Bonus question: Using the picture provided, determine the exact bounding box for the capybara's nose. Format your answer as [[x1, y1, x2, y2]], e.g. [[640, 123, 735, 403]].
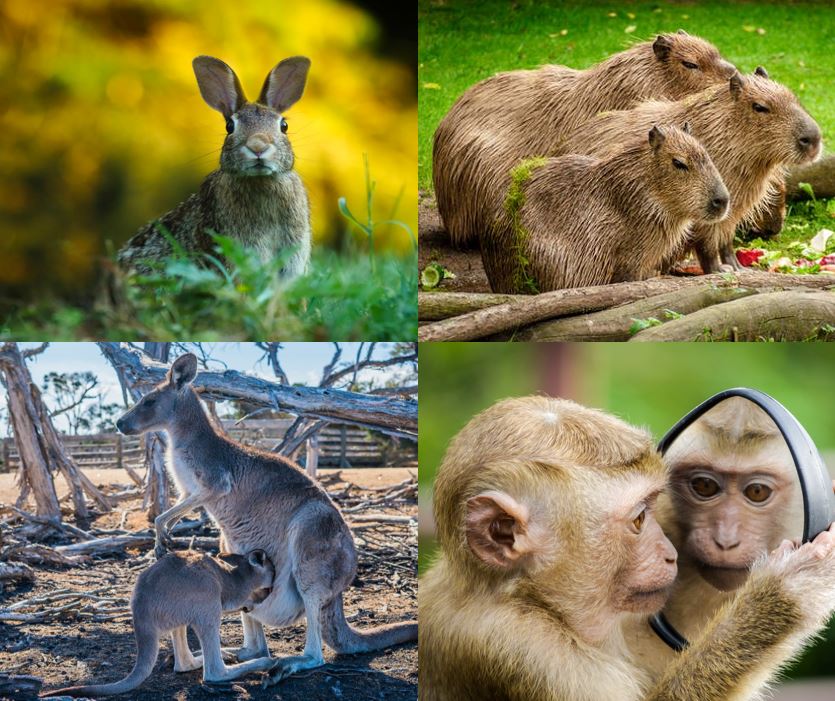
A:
[[798, 120, 822, 157], [719, 60, 736, 78], [711, 194, 729, 212], [707, 184, 730, 219]]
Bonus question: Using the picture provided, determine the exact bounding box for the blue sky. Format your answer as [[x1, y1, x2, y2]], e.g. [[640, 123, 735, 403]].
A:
[[1, 342, 412, 434]]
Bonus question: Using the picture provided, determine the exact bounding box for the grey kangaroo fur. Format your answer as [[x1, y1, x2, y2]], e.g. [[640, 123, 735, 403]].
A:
[[114, 353, 417, 685], [43, 550, 275, 697], [118, 56, 312, 276]]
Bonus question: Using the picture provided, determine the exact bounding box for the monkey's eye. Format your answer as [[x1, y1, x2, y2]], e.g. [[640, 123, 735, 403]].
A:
[[752, 102, 770, 114], [225, 118, 235, 134], [743, 483, 773, 503], [672, 158, 689, 171], [690, 476, 720, 498], [280, 117, 288, 134], [632, 509, 646, 532], [681, 60, 698, 70]]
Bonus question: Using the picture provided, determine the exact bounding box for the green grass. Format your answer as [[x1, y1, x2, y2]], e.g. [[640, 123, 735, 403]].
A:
[[420, 0, 835, 192], [419, 0, 835, 257]]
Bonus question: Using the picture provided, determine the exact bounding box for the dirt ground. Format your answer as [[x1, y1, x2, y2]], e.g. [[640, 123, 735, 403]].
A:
[[0, 467, 417, 701], [418, 191, 490, 294]]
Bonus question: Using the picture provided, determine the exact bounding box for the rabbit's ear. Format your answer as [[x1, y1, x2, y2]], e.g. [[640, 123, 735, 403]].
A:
[[193, 56, 247, 118], [259, 56, 311, 113]]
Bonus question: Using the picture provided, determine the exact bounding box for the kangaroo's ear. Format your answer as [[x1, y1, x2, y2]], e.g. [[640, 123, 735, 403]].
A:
[[193, 56, 246, 118], [169, 353, 198, 389], [248, 550, 267, 567], [259, 56, 311, 112]]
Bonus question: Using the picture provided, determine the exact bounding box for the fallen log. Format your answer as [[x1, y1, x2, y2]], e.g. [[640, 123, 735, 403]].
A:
[[418, 272, 835, 342], [630, 290, 835, 341], [0, 674, 42, 700], [786, 155, 835, 200], [419, 291, 520, 320], [54, 533, 219, 556], [513, 285, 757, 342], [0, 562, 34, 586]]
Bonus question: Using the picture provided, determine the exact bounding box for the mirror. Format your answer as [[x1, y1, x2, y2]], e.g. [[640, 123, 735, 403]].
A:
[[649, 388, 834, 651]]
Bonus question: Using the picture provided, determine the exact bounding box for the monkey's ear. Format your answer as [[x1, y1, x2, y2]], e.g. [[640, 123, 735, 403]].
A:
[[169, 353, 198, 389], [652, 35, 673, 61], [754, 65, 769, 79], [465, 491, 537, 569], [248, 550, 267, 567], [729, 72, 745, 99]]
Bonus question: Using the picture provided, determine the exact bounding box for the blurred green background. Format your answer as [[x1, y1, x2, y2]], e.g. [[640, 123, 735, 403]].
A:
[[418, 342, 835, 679], [0, 0, 416, 298]]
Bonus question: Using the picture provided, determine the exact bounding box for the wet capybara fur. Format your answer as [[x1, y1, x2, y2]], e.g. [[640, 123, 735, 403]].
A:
[[482, 125, 729, 293], [433, 31, 736, 249], [560, 69, 822, 273]]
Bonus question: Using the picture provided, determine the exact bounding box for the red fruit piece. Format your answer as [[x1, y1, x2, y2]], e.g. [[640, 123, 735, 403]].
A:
[[736, 249, 765, 267], [820, 254, 835, 266]]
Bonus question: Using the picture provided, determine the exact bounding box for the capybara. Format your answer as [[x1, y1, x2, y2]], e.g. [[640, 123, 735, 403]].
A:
[[433, 31, 735, 248], [560, 69, 822, 273], [482, 125, 729, 293]]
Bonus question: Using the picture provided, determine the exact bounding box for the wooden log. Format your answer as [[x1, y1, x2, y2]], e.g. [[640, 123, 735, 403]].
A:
[[0, 674, 42, 700], [0, 562, 35, 585], [514, 285, 757, 342], [630, 290, 835, 342], [98, 343, 417, 438], [786, 155, 835, 200], [54, 533, 219, 556], [419, 291, 520, 321], [418, 272, 835, 342]]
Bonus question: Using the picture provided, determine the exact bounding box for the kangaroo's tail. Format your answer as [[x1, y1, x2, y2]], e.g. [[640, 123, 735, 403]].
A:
[[42, 624, 159, 697], [321, 594, 417, 654]]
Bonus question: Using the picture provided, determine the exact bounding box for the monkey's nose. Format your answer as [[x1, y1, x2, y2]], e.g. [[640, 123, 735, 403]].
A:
[[713, 537, 740, 551]]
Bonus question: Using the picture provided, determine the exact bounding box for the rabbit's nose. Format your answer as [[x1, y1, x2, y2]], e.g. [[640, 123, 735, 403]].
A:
[[246, 135, 272, 157]]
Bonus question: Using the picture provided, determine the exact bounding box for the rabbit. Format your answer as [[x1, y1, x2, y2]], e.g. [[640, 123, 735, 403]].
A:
[[118, 55, 312, 277]]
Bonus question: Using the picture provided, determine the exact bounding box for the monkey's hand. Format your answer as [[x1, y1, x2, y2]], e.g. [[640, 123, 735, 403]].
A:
[[754, 523, 835, 632]]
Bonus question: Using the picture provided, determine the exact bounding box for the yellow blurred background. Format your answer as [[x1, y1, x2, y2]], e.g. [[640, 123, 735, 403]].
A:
[[0, 0, 416, 296]]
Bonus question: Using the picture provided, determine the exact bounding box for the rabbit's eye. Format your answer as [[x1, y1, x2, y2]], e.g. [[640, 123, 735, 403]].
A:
[[280, 118, 288, 134], [225, 118, 235, 134]]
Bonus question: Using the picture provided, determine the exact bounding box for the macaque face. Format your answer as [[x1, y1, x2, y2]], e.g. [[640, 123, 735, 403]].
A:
[[610, 486, 679, 614], [662, 397, 803, 592]]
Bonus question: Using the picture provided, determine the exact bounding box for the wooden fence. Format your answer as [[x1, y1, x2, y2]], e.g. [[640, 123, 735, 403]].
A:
[[0, 419, 416, 474]]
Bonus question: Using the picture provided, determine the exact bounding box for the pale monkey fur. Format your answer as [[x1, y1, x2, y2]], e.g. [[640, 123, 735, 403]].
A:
[[419, 396, 835, 701]]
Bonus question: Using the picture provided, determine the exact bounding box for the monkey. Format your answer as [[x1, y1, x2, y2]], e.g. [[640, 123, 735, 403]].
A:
[[418, 395, 835, 701], [43, 550, 275, 697], [626, 397, 805, 680]]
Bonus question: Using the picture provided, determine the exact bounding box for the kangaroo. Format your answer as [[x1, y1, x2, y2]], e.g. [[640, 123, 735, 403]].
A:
[[114, 353, 417, 685], [43, 550, 275, 697]]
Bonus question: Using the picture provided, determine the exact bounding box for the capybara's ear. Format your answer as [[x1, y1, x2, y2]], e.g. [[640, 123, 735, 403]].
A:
[[754, 66, 769, 79], [193, 56, 246, 118], [729, 72, 745, 99], [648, 125, 667, 150], [652, 35, 673, 61], [259, 57, 311, 112], [677, 28, 689, 35], [682, 121, 691, 135]]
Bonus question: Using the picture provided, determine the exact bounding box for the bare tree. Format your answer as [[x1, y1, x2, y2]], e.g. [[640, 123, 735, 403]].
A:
[[0, 344, 111, 528]]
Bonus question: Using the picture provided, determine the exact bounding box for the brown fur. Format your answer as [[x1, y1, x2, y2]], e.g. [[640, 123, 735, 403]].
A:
[[118, 57, 312, 276], [433, 33, 735, 248], [420, 396, 835, 701], [482, 125, 728, 293], [43, 550, 276, 697], [559, 72, 821, 273]]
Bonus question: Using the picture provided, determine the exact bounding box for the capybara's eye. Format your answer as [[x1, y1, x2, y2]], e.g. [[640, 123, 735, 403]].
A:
[[280, 117, 289, 134], [681, 60, 698, 70], [672, 158, 689, 171], [752, 102, 770, 114], [225, 118, 235, 134]]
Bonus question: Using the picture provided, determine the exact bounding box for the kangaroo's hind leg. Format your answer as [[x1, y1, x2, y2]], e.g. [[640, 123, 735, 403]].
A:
[[193, 615, 274, 684]]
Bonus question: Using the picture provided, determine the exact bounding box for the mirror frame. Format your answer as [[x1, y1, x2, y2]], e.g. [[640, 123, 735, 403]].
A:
[[649, 387, 834, 651]]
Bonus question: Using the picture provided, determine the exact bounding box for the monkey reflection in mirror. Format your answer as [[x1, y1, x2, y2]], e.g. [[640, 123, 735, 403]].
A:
[[419, 396, 835, 701], [627, 396, 805, 681]]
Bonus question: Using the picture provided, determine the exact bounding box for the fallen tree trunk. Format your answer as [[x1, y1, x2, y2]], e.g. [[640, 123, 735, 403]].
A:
[[513, 285, 757, 342], [97, 343, 417, 438], [0, 562, 35, 586], [419, 272, 835, 342], [786, 155, 835, 200], [630, 290, 835, 341], [419, 291, 520, 320]]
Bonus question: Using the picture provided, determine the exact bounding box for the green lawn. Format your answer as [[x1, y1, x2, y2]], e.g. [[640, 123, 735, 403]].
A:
[[419, 0, 835, 191]]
